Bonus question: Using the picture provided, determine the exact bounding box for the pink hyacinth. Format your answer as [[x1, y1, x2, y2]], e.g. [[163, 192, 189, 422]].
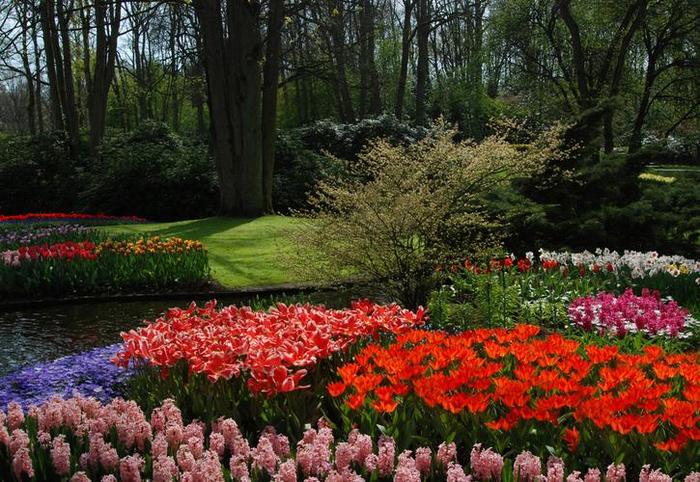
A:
[[513, 451, 542, 482], [545, 456, 565, 482], [605, 463, 626, 482], [253, 436, 280, 474], [685, 474, 700, 482], [437, 442, 457, 468], [446, 462, 472, 482], [377, 435, 396, 477], [276, 459, 298, 482], [7, 402, 24, 431], [567, 471, 584, 482], [334, 442, 354, 472], [166, 422, 185, 449], [364, 453, 378, 472], [177, 445, 197, 472], [584, 468, 602, 482], [640, 465, 672, 482], [348, 429, 373, 465], [51, 435, 72, 476], [152, 432, 169, 459], [9, 428, 30, 456], [216, 418, 249, 457], [70, 472, 91, 482], [296, 426, 334, 477], [184, 449, 225, 482], [0, 425, 10, 449], [12, 447, 34, 480], [188, 435, 205, 459], [568, 288, 692, 337], [102, 475, 118, 482], [470, 443, 503, 480], [120, 454, 145, 482], [153, 455, 180, 482], [230, 453, 250, 481], [415, 447, 432, 475], [210, 432, 226, 458], [395, 450, 421, 482]]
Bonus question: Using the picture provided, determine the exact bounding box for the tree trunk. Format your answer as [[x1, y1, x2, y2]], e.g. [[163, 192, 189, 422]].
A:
[[40, 0, 64, 131], [56, 0, 81, 150], [31, 16, 44, 133], [359, 0, 381, 116], [262, 0, 285, 212], [415, 0, 430, 126], [329, 1, 355, 121], [195, 0, 264, 217], [395, 0, 413, 118], [85, 0, 122, 154]]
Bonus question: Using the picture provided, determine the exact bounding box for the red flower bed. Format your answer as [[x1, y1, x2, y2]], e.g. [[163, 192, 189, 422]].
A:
[[329, 325, 700, 453], [0, 213, 146, 223], [114, 300, 426, 395], [15, 241, 98, 262]]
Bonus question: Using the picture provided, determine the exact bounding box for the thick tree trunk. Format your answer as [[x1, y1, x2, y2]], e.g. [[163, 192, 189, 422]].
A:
[[262, 0, 284, 212], [40, 0, 64, 131], [328, 1, 355, 121], [415, 0, 430, 126], [395, 0, 413, 118], [56, 0, 81, 150], [85, 0, 122, 154], [195, 0, 264, 217]]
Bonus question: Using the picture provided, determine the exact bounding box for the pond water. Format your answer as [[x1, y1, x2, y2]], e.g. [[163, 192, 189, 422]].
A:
[[0, 288, 377, 377]]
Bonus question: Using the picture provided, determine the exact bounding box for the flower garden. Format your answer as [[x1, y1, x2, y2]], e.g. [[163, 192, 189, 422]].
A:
[[1, 214, 699, 481], [0, 214, 210, 296]]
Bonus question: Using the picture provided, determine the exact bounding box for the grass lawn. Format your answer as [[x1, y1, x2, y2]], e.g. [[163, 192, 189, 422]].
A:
[[106, 216, 313, 288]]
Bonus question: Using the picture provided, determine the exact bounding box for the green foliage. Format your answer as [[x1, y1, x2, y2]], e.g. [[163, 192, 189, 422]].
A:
[[293, 127, 566, 307], [490, 140, 700, 256], [0, 132, 83, 214], [273, 116, 431, 213], [84, 121, 218, 220]]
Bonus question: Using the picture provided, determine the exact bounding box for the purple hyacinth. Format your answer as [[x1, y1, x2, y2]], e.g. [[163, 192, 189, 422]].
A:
[[0, 344, 132, 409]]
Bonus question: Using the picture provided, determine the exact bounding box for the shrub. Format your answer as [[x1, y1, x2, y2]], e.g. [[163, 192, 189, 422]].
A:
[[83, 122, 218, 220], [293, 126, 567, 308], [273, 116, 429, 213], [0, 132, 81, 214]]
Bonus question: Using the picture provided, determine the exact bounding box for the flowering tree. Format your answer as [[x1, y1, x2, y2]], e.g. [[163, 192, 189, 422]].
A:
[[294, 126, 568, 307]]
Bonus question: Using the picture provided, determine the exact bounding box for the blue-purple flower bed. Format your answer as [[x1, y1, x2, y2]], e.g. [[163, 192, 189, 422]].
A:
[[0, 344, 131, 408]]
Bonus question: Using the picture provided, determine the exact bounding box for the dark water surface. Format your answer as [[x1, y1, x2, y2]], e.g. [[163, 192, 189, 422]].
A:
[[0, 289, 375, 377]]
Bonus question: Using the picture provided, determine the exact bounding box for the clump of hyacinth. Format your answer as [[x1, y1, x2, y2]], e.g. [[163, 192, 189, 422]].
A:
[[568, 288, 698, 338], [2, 396, 700, 481]]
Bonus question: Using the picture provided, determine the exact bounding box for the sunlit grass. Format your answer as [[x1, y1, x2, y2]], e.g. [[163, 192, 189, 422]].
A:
[[106, 216, 316, 288]]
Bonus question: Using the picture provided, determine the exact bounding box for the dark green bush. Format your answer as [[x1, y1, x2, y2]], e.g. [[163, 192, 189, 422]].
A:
[[272, 115, 430, 213], [0, 131, 82, 214], [83, 122, 218, 220], [489, 150, 700, 257]]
